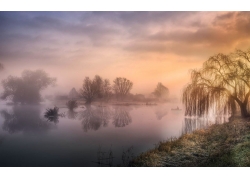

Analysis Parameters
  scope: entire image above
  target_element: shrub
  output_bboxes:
[44,107,59,123]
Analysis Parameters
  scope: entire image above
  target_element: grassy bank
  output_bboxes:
[130,117,250,167]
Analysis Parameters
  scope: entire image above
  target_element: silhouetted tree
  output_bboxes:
[68,88,80,99]
[153,83,169,100]
[80,75,112,104]
[113,77,133,100]
[94,75,104,99]
[102,79,112,101]
[182,48,250,117]
[1,69,56,104]
[80,77,99,104]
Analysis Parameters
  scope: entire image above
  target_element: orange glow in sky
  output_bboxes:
[1,12,250,98]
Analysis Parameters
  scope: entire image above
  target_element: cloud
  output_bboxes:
[1,12,250,66]
[122,12,250,56]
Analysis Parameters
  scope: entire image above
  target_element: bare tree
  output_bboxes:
[80,77,99,104]
[182,48,250,118]
[102,79,112,101]
[80,75,112,104]
[94,75,104,99]
[113,77,133,100]
[1,69,56,104]
[153,82,169,100]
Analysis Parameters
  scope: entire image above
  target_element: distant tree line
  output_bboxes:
[0,65,169,105]
[79,75,170,104]
[80,75,133,104]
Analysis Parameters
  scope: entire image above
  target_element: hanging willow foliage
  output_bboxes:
[182,48,250,118]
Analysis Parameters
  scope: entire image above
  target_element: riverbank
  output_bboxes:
[130,117,250,167]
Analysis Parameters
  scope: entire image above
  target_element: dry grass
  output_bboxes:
[130,117,250,167]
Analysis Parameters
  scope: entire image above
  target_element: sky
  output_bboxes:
[1,11,250,98]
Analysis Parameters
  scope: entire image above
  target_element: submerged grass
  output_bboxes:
[130,117,250,167]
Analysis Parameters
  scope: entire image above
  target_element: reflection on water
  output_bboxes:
[0,106,52,134]
[112,106,132,127]
[79,105,132,131]
[182,117,209,134]
[155,106,168,120]
[79,106,111,132]
[0,135,4,147]
[44,114,59,124]
[0,103,230,166]
[182,115,229,134]
[67,110,78,120]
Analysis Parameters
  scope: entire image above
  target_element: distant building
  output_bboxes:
[68,88,80,100]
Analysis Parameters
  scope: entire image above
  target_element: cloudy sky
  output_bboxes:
[0,11,250,97]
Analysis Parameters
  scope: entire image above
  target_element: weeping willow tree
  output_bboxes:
[182,48,250,118]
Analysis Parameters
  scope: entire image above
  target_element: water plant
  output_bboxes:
[44,107,63,123]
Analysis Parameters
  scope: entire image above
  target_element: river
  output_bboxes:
[0,102,227,166]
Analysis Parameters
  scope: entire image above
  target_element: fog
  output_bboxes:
[1,12,250,99]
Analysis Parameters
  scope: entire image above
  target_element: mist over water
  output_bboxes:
[1,11,246,167]
[0,101,227,167]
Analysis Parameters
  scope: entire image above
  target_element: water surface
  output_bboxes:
[0,102,226,167]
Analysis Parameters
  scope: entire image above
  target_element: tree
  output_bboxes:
[182,48,250,118]
[66,100,78,110]
[94,75,112,101]
[1,69,56,104]
[102,79,112,101]
[113,77,133,100]
[153,82,169,100]
[80,77,99,104]
[80,75,112,104]
[93,75,104,99]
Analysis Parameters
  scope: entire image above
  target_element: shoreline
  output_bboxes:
[130,117,250,167]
